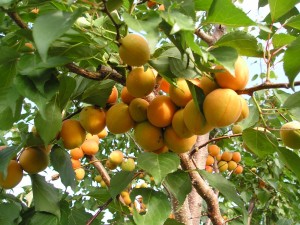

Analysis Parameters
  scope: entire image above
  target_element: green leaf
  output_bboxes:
[272,34,297,49]
[59,200,71,225]
[283,91,300,109]
[34,100,62,144]
[269,0,299,21]
[30,174,61,218]
[205,0,255,27]
[286,14,300,30]
[29,213,58,225]
[137,152,180,184]
[68,208,94,225]
[0,61,17,88]
[57,76,76,111]
[238,99,260,129]
[242,128,278,158]
[283,36,300,86]
[130,188,171,225]
[164,170,192,206]
[195,0,213,11]
[214,31,263,57]
[0,145,23,177]
[0,46,19,65]
[186,80,205,114]
[0,202,22,225]
[164,219,185,225]
[33,8,85,61]
[199,170,245,209]
[169,57,197,79]
[109,171,135,199]
[277,147,300,182]
[209,46,238,74]
[50,145,76,189]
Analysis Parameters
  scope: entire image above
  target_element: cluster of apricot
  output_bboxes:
[105,150,136,172]
[205,144,243,174]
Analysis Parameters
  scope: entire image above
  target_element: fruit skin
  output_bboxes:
[97,129,108,139]
[119,34,150,67]
[151,145,169,154]
[233,165,243,174]
[164,126,197,154]
[232,124,243,134]
[70,147,84,160]
[19,147,49,174]
[109,150,124,165]
[106,102,135,134]
[218,161,228,172]
[123,195,132,205]
[0,160,23,189]
[126,67,156,98]
[236,97,249,122]
[203,89,242,128]
[147,95,177,128]
[183,100,213,135]
[208,145,220,157]
[107,86,118,104]
[85,133,100,143]
[81,140,99,155]
[206,155,214,166]
[121,87,135,104]
[121,158,135,171]
[227,161,238,171]
[197,76,218,95]
[129,98,149,122]
[169,78,192,107]
[280,121,300,149]
[60,119,86,149]
[105,159,118,170]
[221,151,233,161]
[71,158,81,169]
[75,168,85,180]
[232,152,241,163]
[172,109,194,138]
[94,175,102,183]
[134,121,164,151]
[158,78,170,93]
[205,165,213,173]
[79,106,106,135]
[215,56,249,91]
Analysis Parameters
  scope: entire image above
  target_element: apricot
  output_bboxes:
[215,56,249,90]
[97,128,108,139]
[75,168,85,180]
[208,144,220,157]
[71,158,81,169]
[19,147,49,174]
[197,76,218,95]
[164,126,197,154]
[169,78,192,107]
[227,161,238,171]
[119,33,150,67]
[105,159,118,170]
[216,154,222,161]
[134,121,164,151]
[183,100,213,135]
[218,161,228,172]
[123,195,132,205]
[206,155,214,166]
[232,152,241,163]
[126,67,156,98]
[121,191,130,198]
[85,133,100,143]
[205,165,213,173]
[280,121,300,149]
[60,119,86,149]
[106,102,135,134]
[203,89,242,128]
[151,145,169,154]
[158,4,165,11]
[79,106,106,135]
[158,78,170,93]
[129,98,149,122]
[100,180,107,187]
[147,95,177,127]
[121,158,135,171]
[233,165,243,174]
[107,86,118,104]
[94,175,102,183]
[70,147,84,160]
[221,151,233,161]
[147,0,156,8]
[232,124,243,134]
[109,150,124,165]
[236,97,249,122]
[172,109,194,138]
[121,86,135,104]
[81,140,99,155]
[0,160,23,189]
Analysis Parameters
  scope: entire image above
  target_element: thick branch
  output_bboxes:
[195,25,226,46]
[5,11,29,29]
[87,155,111,186]
[180,153,224,225]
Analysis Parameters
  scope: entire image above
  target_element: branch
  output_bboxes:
[87,155,111,186]
[195,25,226,46]
[65,63,126,85]
[86,197,114,225]
[5,11,29,29]
[101,0,121,41]
[180,153,224,225]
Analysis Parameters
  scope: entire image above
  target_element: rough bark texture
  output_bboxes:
[171,194,192,225]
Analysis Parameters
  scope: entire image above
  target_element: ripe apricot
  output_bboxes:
[0,160,23,189]
[152,145,169,154]
[216,154,222,161]
[147,0,156,8]
[129,98,149,122]
[119,33,150,67]
[197,76,218,95]
[147,95,177,127]
[205,165,213,173]
[19,147,49,174]
[85,133,100,143]
[169,78,192,107]
[203,89,242,128]
[81,140,99,155]
[75,168,85,180]
[228,161,238,171]
[206,155,214,166]
[208,144,220,157]
[121,87,135,104]
[158,4,165,11]
[97,128,108,139]
[221,151,233,161]
[280,121,300,149]
[183,100,213,135]
[233,165,243,174]
[109,150,124,165]
[158,78,170,93]
[71,158,81,169]
[121,158,135,171]
[60,119,86,149]
[106,102,135,134]
[121,191,130,198]
[172,109,194,138]
[134,121,164,151]
[126,67,156,98]
[232,152,241,163]
[215,56,249,90]
[236,97,249,122]
[107,86,118,104]
[164,126,197,154]
[123,195,132,205]
[105,159,118,170]
[218,161,228,172]
[70,147,84,160]
[79,106,106,135]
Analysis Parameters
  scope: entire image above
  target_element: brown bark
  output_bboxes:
[171,194,192,225]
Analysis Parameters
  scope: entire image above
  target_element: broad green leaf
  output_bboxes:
[277,147,300,182]
[137,152,180,184]
[0,46,19,65]
[239,101,260,129]
[0,202,22,225]
[35,100,62,144]
[205,0,255,27]
[209,46,238,74]
[186,80,205,114]
[50,145,76,189]
[164,170,192,206]
[269,0,299,21]
[283,91,300,109]
[242,128,278,158]
[0,145,23,177]
[59,200,71,225]
[272,34,297,48]
[68,208,95,225]
[106,0,123,12]
[33,8,85,61]
[30,174,61,218]
[109,171,135,199]
[88,188,111,203]
[199,170,245,209]
[286,14,300,30]
[195,0,213,11]
[283,36,300,86]
[0,61,17,88]
[169,58,198,79]
[130,188,171,225]
[29,213,58,225]
[214,31,263,57]
[57,76,76,111]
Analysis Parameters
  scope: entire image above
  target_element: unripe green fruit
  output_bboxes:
[121,158,135,171]
[94,175,102,183]
[232,124,243,134]
[280,121,300,149]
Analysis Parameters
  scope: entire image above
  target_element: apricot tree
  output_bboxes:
[0,0,300,225]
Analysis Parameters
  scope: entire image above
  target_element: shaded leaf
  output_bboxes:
[57,76,76,111]
[186,80,205,114]
[286,14,300,30]
[29,213,58,225]
[0,145,23,177]
[283,91,300,109]
[109,171,135,199]
[0,61,18,88]
[0,46,19,65]
[277,147,300,182]
[68,208,94,225]
[0,202,22,225]
[209,46,238,74]
[164,218,185,225]
[169,57,197,79]
[269,0,299,21]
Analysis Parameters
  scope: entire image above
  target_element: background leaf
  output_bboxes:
[269,0,299,21]
[0,202,22,225]
[29,213,58,225]
[109,171,135,199]
[0,145,23,177]
[277,147,300,182]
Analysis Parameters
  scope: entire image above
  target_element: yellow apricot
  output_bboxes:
[85,133,100,143]
[70,147,84,160]
[121,86,136,104]
[197,76,218,95]
[129,98,149,122]
[121,158,135,171]
[236,97,249,122]
[221,151,233,162]
[94,175,102,183]
[19,147,49,174]
[172,109,194,138]
[109,150,124,165]
[80,140,99,155]
[233,165,243,174]
[123,195,132,205]
[75,168,85,180]
[60,119,86,149]
[232,152,241,163]
[232,124,243,134]
[97,129,108,139]
[228,161,238,171]
[203,89,242,128]
[169,78,192,107]
[151,145,169,154]
[79,106,106,135]
[280,121,300,149]
[105,159,118,170]
[218,161,228,172]
[0,160,23,189]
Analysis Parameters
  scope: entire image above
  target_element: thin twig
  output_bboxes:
[86,197,114,225]
[5,10,29,29]
[224,215,242,224]
[101,0,121,41]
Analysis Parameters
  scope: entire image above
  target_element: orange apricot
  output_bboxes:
[60,119,86,149]
[107,85,118,104]
[221,151,233,161]
[70,147,84,160]
[228,161,238,171]
[79,106,106,135]
[206,155,215,166]
[81,140,99,155]
[197,76,219,95]
[205,165,213,173]
[0,160,23,189]
[169,78,192,107]
[121,87,135,104]
[71,158,81,169]
[129,98,149,122]
[232,152,241,163]
[85,133,100,143]
[19,147,49,174]
[233,165,244,174]
[236,96,249,122]
[158,78,170,93]
[208,145,220,157]
[172,109,194,138]
[97,128,108,139]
